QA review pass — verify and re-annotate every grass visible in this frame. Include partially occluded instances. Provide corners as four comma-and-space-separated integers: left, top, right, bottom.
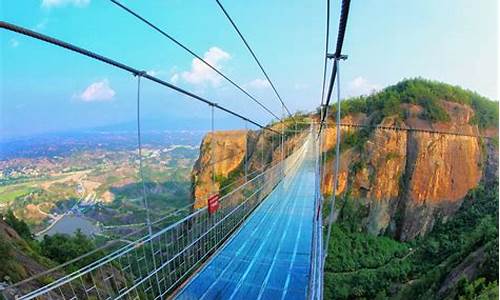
0, 185, 38, 203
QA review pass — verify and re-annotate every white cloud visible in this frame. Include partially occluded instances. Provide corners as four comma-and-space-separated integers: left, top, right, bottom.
35, 19, 49, 31
293, 83, 309, 90
175, 47, 231, 87
9, 39, 19, 48
146, 70, 161, 77
41, 0, 90, 8
245, 78, 270, 89
170, 74, 179, 84
76, 79, 115, 102
347, 76, 380, 97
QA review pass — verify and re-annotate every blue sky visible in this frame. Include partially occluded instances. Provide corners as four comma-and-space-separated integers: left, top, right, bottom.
1, 0, 498, 138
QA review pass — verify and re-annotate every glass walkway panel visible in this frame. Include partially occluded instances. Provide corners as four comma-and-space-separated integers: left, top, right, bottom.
176, 140, 316, 300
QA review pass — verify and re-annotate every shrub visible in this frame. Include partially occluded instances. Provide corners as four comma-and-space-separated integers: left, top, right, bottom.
327, 78, 498, 128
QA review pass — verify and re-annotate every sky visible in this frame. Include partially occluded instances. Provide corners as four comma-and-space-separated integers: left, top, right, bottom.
1, 0, 498, 138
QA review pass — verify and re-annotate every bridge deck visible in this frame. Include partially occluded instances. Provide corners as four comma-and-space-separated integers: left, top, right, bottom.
176, 142, 316, 300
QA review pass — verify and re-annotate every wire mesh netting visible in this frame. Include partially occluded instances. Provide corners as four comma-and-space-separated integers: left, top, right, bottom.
13, 133, 309, 300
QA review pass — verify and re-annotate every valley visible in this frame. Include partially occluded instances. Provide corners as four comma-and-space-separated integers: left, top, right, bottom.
0, 131, 203, 237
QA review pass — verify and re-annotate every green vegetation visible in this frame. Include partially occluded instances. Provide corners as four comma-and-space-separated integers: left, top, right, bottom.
40, 230, 104, 271
0, 185, 38, 203
324, 128, 372, 162
0, 212, 51, 283
324, 181, 499, 299
0, 239, 27, 283
455, 278, 499, 300
268, 112, 311, 140
4, 210, 32, 240
0, 212, 105, 283
386, 151, 400, 161
342, 128, 371, 150
329, 78, 498, 128
215, 163, 244, 196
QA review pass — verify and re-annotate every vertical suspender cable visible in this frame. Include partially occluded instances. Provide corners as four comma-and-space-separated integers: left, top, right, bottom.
135, 73, 163, 298
324, 59, 341, 260
281, 105, 285, 176
320, 0, 331, 106
244, 120, 248, 181
271, 133, 274, 166
211, 105, 216, 188
136, 73, 152, 237
261, 131, 264, 169
319, 107, 324, 197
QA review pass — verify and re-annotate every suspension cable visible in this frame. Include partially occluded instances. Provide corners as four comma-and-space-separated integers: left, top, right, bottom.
318, 0, 351, 135
324, 58, 342, 260
108, 0, 282, 122
214, 0, 296, 122
0, 21, 280, 136
320, 0, 331, 107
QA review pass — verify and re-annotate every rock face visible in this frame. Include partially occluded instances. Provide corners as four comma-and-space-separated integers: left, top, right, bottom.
191, 126, 306, 209
398, 132, 482, 240
321, 103, 496, 241
191, 130, 249, 209
190, 88, 497, 242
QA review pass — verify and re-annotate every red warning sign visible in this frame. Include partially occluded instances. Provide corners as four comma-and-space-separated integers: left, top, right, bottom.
208, 194, 220, 214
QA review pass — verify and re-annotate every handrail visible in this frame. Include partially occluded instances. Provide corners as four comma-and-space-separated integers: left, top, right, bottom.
18, 135, 308, 300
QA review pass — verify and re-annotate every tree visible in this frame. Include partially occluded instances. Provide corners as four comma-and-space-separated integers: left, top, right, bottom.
3, 210, 32, 240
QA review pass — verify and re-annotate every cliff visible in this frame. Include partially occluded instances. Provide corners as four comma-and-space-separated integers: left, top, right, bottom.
191, 130, 249, 209
189, 79, 498, 242
191, 122, 307, 209
320, 79, 498, 241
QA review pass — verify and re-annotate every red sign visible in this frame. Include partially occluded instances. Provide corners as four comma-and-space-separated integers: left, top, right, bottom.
208, 194, 220, 214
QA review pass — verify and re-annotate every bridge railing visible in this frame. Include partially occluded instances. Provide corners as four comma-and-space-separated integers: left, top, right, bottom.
307, 127, 324, 300
14, 134, 309, 300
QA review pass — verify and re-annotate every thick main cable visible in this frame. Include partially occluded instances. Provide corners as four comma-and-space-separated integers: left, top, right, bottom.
0, 21, 280, 135
215, 0, 295, 122
318, 0, 351, 135
109, 0, 281, 122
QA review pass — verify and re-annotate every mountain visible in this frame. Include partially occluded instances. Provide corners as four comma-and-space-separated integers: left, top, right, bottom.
320, 78, 498, 241
318, 78, 498, 299
2, 78, 497, 299
190, 121, 308, 209
190, 78, 499, 299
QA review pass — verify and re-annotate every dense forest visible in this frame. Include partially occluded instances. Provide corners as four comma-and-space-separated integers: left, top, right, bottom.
328, 78, 498, 129
0, 210, 101, 285
324, 181, 498, 299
